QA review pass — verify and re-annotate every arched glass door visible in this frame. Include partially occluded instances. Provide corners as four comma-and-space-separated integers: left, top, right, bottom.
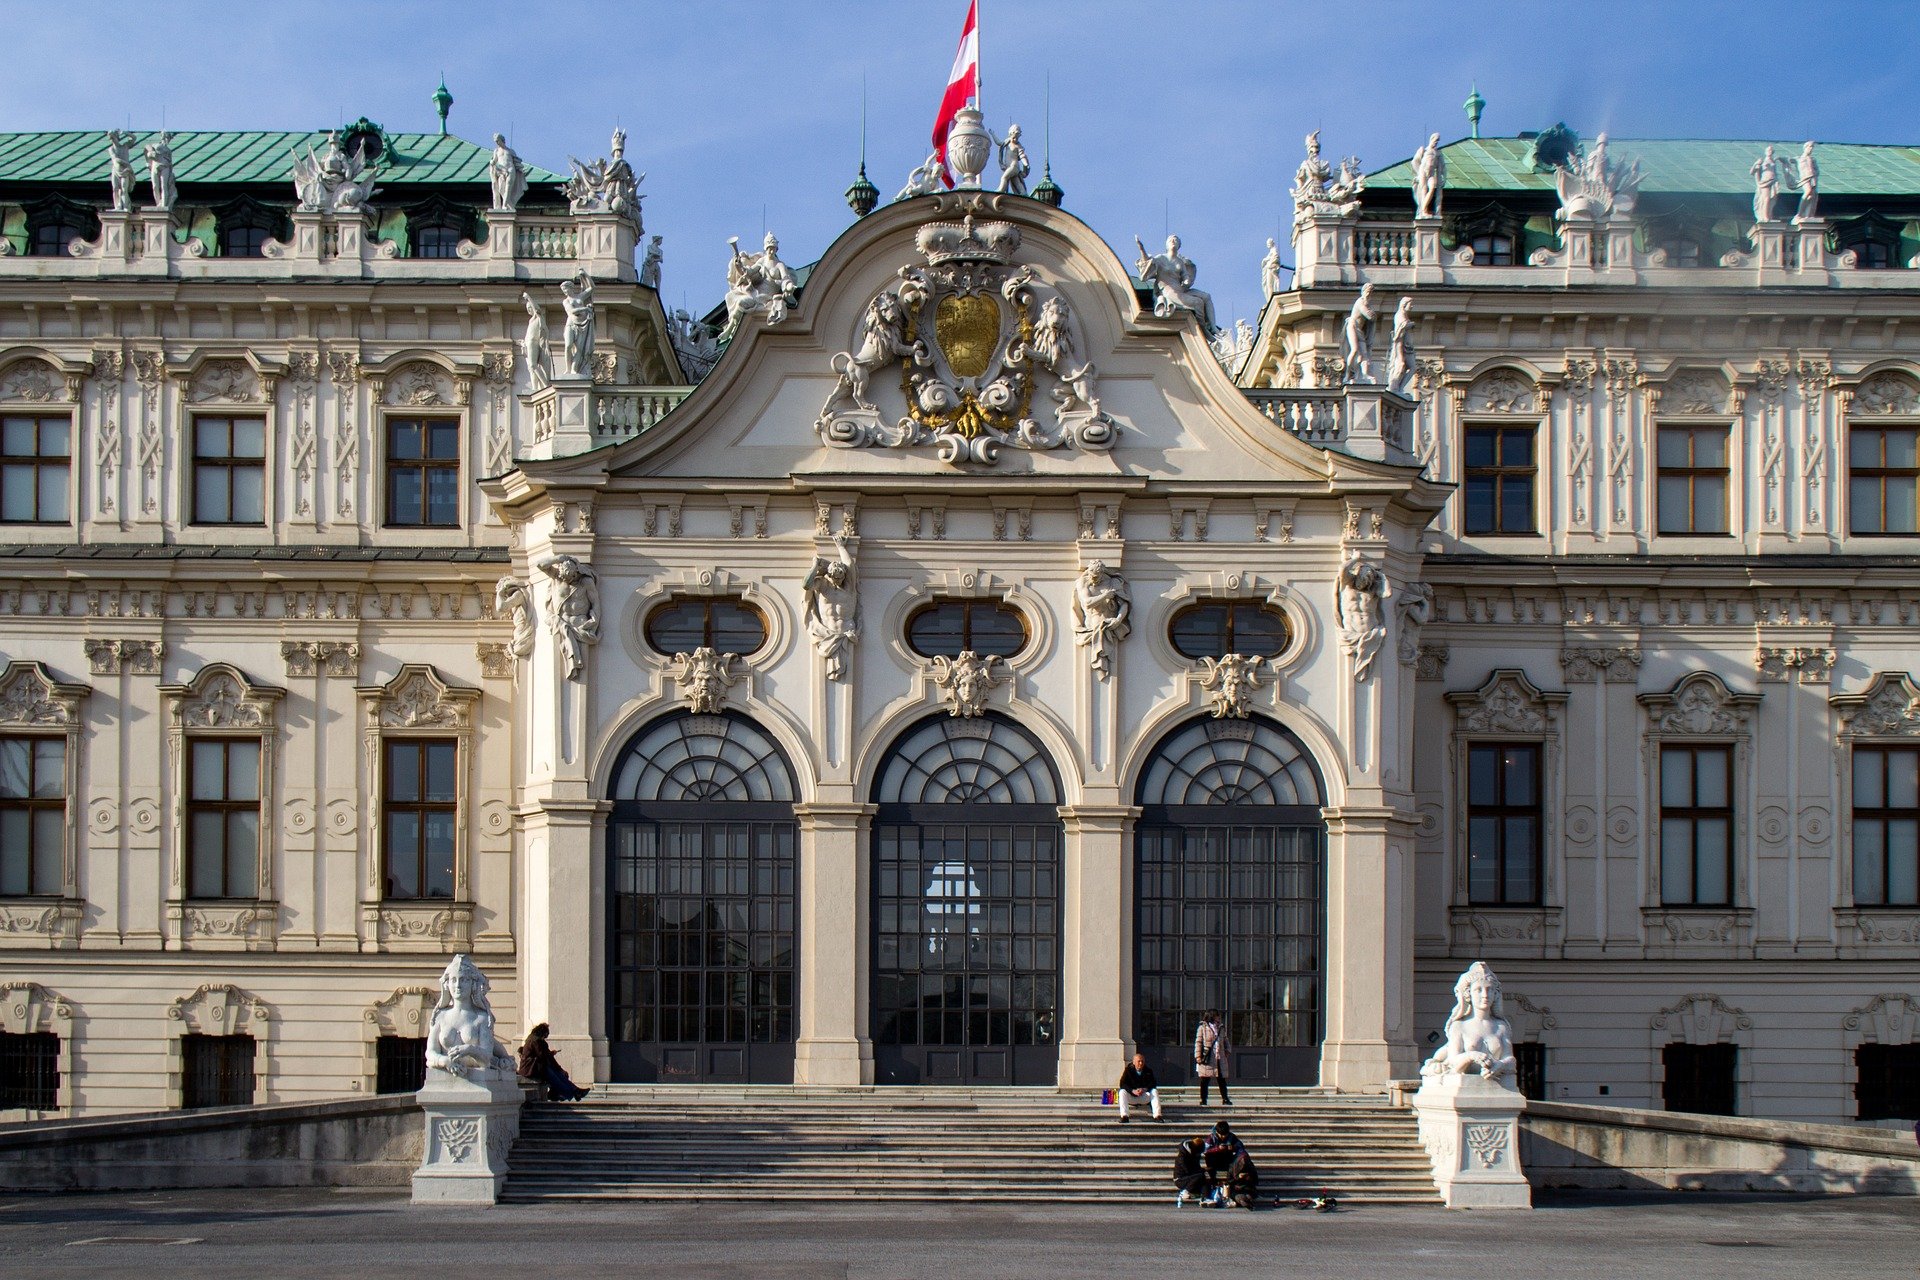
1134, 715, 1327, 1086
871, 714, 1063, 1085
607, 712, 797, 1083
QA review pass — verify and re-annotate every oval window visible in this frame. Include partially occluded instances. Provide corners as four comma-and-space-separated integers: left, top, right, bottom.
1168, 600, 1290, 660
643, 596, 768, 656
906, 599, 1028, 659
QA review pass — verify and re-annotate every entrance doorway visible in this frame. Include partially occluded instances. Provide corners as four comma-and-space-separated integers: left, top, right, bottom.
606, 712, 798, 1083
871, 714, 1063, 1085
1133, 716, 1327, 1086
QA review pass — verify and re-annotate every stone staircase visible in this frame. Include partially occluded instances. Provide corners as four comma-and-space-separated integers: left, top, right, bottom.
500, 1086, 1441, 1204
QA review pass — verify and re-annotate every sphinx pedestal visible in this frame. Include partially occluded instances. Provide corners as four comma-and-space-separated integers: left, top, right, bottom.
1412, 1074, 1532, 1209
410, 1067, 525, 1205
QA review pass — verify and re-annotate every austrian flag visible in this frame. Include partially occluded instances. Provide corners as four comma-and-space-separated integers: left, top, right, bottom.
931, 0, 980, 187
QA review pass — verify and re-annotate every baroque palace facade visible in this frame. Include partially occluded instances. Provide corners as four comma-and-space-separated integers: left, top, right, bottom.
0, 111, 1913, 1127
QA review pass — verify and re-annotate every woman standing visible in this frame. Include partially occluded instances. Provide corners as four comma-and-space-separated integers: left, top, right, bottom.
1194, 1009, 1232, 1106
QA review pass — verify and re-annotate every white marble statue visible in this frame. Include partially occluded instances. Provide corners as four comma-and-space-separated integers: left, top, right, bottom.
821, 288, 924, 419
1385, 296, 1416, 396
802, 533, 859, 682
1337, 554, 1389, 682
897, 151, 945, 201
143, 132, 176, 213
424, 954, 516, 1079
1396, 579, 1433, 664
1751, 144, 1782, 224
494, 576, 535, 659
560, 271, 595, 379
931, 651, 1004, 717
670, 309, 720, 380
1134, 234, 1217, 332
1071, 561, 1132, 681
1420, 961, 1518, 1083
1411, 132, 1446, 219
565, 128, 644, 227
640, 235, 664, 289
1210, 319, 1255, 374
996, 124, 1030, 196
1549, 131, 1641, 221
1031, 295, 1106, 422
1342, 283, 1377, 385
106, 131, 137, 213
1791, 141, 1819, 222
674, 647, 739, 714
536, 553, 600, 681
721, 233, 800, 339
292, 129, 379, 214
489, 133, 529, 211
1290, 130, 1366, 230
1261, 238, 1283, 298
1200, 653, 1264, 719
520, 292, 553, 392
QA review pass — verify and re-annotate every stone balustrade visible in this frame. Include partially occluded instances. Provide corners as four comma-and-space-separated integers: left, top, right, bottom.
525, 379, 693, 457
1243, 384, 1414, 463
593, 387, 688, 442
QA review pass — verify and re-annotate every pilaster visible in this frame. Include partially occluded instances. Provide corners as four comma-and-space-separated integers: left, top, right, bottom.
520, 796, 610, 1084
1321, 805, 1419, 1090
1057, 804, 1137, 1088
793, 802, 876, 1085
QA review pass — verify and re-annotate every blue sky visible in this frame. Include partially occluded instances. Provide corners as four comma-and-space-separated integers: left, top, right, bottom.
7, 1, 1919, 327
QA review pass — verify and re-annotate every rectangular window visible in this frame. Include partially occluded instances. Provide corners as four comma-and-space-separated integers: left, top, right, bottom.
0, 1030, 59, 1110
1856, 1043, 1920, 1121
1514, 1041, 1547, 1103
1850, 426, 1920, 534
1656, 425, 1730, 534
191, 416, 266, 525
385, 418, 460, 528
1462, 425, 1536, 535
384, 738, 457, 900
0, 736, 65, 897
375, 1035, 428, 1094
180, 1033, 255, 1108
1660, 745, 1734, 906
1663, 1041, 1737, 1116
0, 414, 70, 525
186, 739, 260, 899
1465, 742, 1540, 905
1852, 746, 1919, 906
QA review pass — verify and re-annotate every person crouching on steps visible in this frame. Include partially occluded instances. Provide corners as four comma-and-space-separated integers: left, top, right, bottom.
1194, 1009, 1232, 1106
1173, 1135, 1210, 1206
517, 1023, 590, 1101
1116, 1051, 1162, 1123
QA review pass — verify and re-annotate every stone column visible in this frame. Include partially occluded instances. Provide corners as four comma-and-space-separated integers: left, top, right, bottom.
1057, 805, 1136, 1088
793, 801, 874, 1085
1320, 805, 1419, 1091
521, 795, 609, 1084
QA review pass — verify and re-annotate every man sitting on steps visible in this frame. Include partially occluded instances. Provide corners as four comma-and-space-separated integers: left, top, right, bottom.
1115, 1052, 1162, 1123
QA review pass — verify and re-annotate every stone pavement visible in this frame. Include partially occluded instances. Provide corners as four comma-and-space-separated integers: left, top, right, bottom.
0, 1186, 1910, 1278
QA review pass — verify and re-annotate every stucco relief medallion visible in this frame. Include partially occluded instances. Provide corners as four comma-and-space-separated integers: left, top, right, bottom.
328, 797, 358, 836
1564, 804, 1596, 845
88, 797, 117, 835
1606, 806, 1637, 843
1799, 806, 1830, 843
285, 798, 315, 836
1416, 802, 1444, 841
1757, 805, 1789, 845
128, 799, 159, 834
481, 799, 511, 838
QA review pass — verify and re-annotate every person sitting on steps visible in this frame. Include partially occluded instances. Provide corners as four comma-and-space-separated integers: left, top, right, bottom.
1204, 1120, 1260, 1209
1116, 1051, 1162, 1123
1194, 1009, 1232, 1106
1173, 1134, 1211, 1206
517, 1022, 590, 1102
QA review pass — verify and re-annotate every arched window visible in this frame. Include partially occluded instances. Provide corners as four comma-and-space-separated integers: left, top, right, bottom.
905, 599, 1028, 659
607, 712, 798, 1083
403, 196, 477, 260
1134, 715, 1328, 1086
871, 714, 1062, 1085
21, 195, 98, 258
212, 196, 287, 259
643, 596, 769, 658
1167, 600, 1291, 661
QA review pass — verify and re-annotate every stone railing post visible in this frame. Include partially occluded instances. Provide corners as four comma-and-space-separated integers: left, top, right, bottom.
411, 1067, 525, 1203
1292, 212, 1357, 288
1412, 1076, 1531, 1208
485, 210, 520, 279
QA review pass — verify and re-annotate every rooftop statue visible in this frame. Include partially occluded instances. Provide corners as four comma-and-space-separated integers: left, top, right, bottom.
105, 131, 137, 214
489, 133, 529, 212
565, 128, 644, 228
721, 232, 799, 339
1134, 234, 1217, 333
1411, 132, 1446, 219
996, 123, 1030, 196
1210, 318, 1255, 373
520, 292, 553, 391
1385, 296, 1416, 396
1261, 238, 1283, 297
1342, 283, 1377, 385
1791, 141, 1820, 222
639, 234, 664, 289
143, 131, 176, 213
424, 954, 516, 1080
670, 309, 720, 381
559, 270, 596, 379
1420, 961, 1519, 1084
1533, 126, 1641, 222
1751, 144, 1783, 224
897, 150, 946, 201
1290, 130, 1365, 233
292, 129, 379, 214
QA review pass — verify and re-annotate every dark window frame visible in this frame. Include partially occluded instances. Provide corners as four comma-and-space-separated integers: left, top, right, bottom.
1465, 741, 1542, 906
1856, 1042, 1920, 1121
383, 416, 462, 529
190, 415, 267, 526
904, 598, 1030, 659
180, 1032, 256, 1109
1514, 1041, 1547, 1102
185, 737, 262, 901
374, 1035, 428, 1094
1462, 423, 1538, 535
0, 734, 66, 898
1167, 599, 1292, 661
1659, 743, 1735, 907
0, 1030, 59, 1110
1662, 1040, 1738, 1116
1848, 424, 1920, 536
642, 595, 770, 657
0, 413, 71, 525
1656, 423, 1732, 536
1851, 744, 1919, 907
210, 195, 288, 260
382, 737, 459, 902
21, 194, 99, 258
1468, 232, 1516, 265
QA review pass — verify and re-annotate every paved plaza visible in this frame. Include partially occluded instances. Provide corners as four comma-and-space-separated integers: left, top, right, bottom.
0, 1187, 1910, 1278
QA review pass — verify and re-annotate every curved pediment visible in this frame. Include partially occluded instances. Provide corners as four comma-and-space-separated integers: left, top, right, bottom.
520, 193, 1420, 492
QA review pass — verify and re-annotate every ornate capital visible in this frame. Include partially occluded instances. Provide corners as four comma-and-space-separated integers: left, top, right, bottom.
1756, 645, 1834, 684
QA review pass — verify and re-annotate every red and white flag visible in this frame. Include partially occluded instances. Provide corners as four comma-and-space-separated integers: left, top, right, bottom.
931, 0, 979, 188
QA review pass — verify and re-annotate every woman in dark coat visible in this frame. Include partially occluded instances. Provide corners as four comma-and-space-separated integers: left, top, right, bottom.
1173, 1135, 1211, 1206
517, 1023, 590, 1101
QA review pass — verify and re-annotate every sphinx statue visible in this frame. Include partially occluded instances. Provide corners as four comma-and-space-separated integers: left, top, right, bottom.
1420, 960, 1518, 1083
424, 953, 516, 1080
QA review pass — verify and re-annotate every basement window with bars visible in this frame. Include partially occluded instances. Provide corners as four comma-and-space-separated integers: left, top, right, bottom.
375, 1035, 427, 1094
180, 1033, 256, 1109
0, 1031, 58, 1110
1855, 1043, 1920, 1121
1513, 1041, 1547, 1102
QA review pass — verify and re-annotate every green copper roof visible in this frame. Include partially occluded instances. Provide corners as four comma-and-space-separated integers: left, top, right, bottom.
1371, 137, 1920, 197
0, 130, 562, 187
